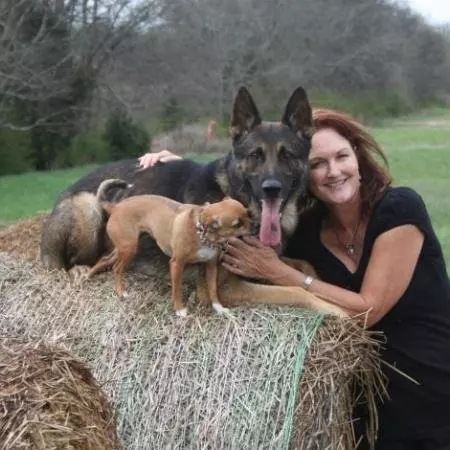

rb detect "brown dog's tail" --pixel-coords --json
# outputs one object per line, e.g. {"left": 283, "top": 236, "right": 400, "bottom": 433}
{"left": 96, "top": 178, "right": 132, "bottom": 203}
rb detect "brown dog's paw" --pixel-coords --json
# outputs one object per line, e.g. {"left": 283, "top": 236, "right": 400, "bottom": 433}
{"left": 212, "top": 302, "right": 231, "bottom": 315}
{"left": 175, "top": 307, "right": 188, "bottom": 318}
{"left": 67, "top": 265, "right": 91, "bottom": 285}
{"left": 120, "top": 290, "right": 130, "bottom": 300}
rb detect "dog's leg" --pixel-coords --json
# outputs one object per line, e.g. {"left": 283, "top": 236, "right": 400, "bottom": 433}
{"left": 170, "top": 258, "right": 187, "bottom": 317}
{"left": 281, "top": 257, "right": 318, "bottom": 277}
{"left": 205, "top": 259, "right": 229, "bottom": 315}
{"left": 217, "top": 268, "right": 347, "bottom": 317}
{"left": 68, "top": 265, "right": 92, "bottom": 285}
{"left": 113, "top": 245, "right": 137, "bottom": 298}
{"left": 195, "top": 265, "right": 211, "bottom": 308}
{"left": 87, "top": 250, "right": 118, "bottom": 279}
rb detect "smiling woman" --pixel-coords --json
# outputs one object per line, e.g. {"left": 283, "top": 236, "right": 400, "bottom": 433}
{"left": 139, "top": 106, "right": 450, "bottom": 449}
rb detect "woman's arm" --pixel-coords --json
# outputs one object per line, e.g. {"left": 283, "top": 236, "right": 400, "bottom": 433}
{"left": 223, "top": 226, "right": 424, "bottom": 326}
{"left": 138, "top": 150, "right": 182, "bottom": 169}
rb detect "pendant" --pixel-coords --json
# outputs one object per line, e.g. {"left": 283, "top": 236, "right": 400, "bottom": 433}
{"left": 344, "top": 244, "right": 356, "bottom": 256}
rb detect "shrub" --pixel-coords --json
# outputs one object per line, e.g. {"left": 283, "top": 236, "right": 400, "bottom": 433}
{"left": 54, "top": 131, "right": 110, "bottom": 167}
{"left": 0, "top": 128, "right": 33, "bottom": 176}
{"left": 103, "top": 110, "right": 150, "bottom": 161}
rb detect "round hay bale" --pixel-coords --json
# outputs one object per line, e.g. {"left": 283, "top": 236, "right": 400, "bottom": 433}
{"left": 0, "top": 253, "right": 385, "bottom": 449}
{"left": 0, "top": 339, "right": 121, "bottom": 450}
{"left": 0, "top": 214, "right": 47, "bottom": 262}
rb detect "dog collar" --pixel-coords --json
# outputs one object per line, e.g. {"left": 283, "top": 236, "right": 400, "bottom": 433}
{"left": 195, "top": 221, "right": 228, "bottom": 253}
{"left": 196, "top": 221, "right": 207, "bottom": 241}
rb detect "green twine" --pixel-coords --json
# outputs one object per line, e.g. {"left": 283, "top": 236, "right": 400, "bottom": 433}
{"left": 281, "top": 313, "right": 325, "bottom": 450}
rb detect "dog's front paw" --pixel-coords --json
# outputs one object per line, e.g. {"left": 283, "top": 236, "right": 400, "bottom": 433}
{"left": 212, "top": 302, "right": 230, "bottom": 315}
{"left": 175, "top": 308, "right": 188, "bottom": 318}
{"left": 68, "top": 265, "right": 91, "bottom": 285}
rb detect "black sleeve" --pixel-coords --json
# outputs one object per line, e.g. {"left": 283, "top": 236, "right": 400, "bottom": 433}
{"left": 371, "top": 187, "right": 433, "bottom": 240}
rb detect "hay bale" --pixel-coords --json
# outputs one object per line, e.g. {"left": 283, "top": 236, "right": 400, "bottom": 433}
{"left": 0, "top": 214, "right": 47, "bottom": 262}
{"left": 0, "top": 339, "right": 121, "bottom": 449}
{"left": 0, "top": 253, "right": 385, "bottom": 449}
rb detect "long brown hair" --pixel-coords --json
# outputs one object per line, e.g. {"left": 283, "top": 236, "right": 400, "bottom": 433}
{"left": 302, "top": 108, "right": 393, "bottom": 216}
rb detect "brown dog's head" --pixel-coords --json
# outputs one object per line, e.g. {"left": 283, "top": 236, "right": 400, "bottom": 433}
{"left": 227, "top": 86, "right": 313, "bottom": 249}
{"left": 199, "top": 197, "right": 252, "bottom": 244}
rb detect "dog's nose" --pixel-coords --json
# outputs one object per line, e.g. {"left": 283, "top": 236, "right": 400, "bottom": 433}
{"left": 262, "top": 179, "right": 282, "bottom": 198}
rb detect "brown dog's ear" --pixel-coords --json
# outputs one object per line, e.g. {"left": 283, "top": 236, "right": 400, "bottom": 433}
{"left": 206, "top": 218, "right": 222, "bottom": 231}
{"left": 207, "top": 218, "right": 221, "bottom": 231}
{"left": 281, "top": 86, "right": 314, "bottom": 139}
{"left": 230, "top": 86, "right": 262, "bottom": 141}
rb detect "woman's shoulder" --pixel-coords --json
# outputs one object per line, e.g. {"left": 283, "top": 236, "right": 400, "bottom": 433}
{"left": 370, "top": 186, "right": 432, "bottom": 236}
{"left": 381, "top": 186, "right": 425, "bottom": 204}
{"left": 376, "top": 186, "right": 427, "bottom": 215}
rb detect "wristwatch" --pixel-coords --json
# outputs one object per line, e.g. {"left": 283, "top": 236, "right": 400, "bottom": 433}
{"left": 302, "top": 275, "right": 314, "bottom": 291}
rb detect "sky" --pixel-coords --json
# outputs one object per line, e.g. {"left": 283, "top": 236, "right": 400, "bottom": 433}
{"left": 404, "top": 0, "right": 450, "bottom": 24}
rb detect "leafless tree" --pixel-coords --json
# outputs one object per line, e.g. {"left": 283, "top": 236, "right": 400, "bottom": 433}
{"left": 0, "top": 0, "right": 160, "bottom": 130}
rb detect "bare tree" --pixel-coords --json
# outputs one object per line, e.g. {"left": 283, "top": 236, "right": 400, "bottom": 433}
{"left": 0, "top": 0, "right": 160, "bottom": 131}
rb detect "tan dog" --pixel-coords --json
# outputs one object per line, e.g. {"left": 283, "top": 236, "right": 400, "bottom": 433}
{"left": 87, "top": 195, "right": 252, "bottom": 316}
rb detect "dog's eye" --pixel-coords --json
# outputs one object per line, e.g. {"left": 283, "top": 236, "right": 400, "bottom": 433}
{"left": 232, "top": 218, "right": 242, "bottom": 228}
{"left": 279, "top": 146, "right": 294, "bottom": 160}
{"left": 248, "top": 148, "right": 264, "bottom": 162}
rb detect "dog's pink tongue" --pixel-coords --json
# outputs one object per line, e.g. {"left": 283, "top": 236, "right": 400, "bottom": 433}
{"left": 260, "top": 199, "right": 282, "bottom": 248}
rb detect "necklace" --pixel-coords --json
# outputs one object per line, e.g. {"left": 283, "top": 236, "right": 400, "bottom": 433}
{"left": 331, "top": 217, "right": 362, "bottom": 257}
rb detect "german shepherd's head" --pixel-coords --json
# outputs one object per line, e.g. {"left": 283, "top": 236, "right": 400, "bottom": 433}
{"left": 225, "top": 86, "right": 313, "bottom": 249}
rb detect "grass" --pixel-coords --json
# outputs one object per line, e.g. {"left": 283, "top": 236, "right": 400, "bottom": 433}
{"left": 0, "top": 165, "right": 100, "bottom": 224}
{"left": 1, "top": 110, "right": 450, "bottom": 262}
{"left": 369, "top": 109, "right": 450, "bottom": 263}
{"left": 0, "top": 155, "right": 220, "bottom": 226}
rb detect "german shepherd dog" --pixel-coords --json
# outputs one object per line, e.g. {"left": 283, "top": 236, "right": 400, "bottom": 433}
{"left": 43, "top": 86, "right": 346, "bottom": 316}
{"left": 56, "top": 86, "right": 312, "bottom": 249}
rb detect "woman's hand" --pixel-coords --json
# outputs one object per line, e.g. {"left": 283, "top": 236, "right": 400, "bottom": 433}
{"left": 138, "top": 150, "right": 182, "bottom": 169}
{"left": 221, "top": 236, "right": 286, "bottom": 282}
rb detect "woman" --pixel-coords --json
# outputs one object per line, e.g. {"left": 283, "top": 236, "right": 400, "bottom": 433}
{"left": 139, "top": 109, "right": 450, "bottom": 449}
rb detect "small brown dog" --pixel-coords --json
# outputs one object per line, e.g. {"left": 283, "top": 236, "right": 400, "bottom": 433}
{"left": 87, "top": 195, "right": 252, "bottom": 316}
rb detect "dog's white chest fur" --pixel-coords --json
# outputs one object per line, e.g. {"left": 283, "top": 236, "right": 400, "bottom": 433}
{"left": 195, "top": 245, "right": 218, "bottom": 262}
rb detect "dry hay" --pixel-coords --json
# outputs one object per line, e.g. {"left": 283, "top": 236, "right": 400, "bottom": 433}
{"left": 0, "top": 253, "right": 385, "bottom": 449}
{"left": 0, "top": 339, "right": 121, "bottom": 449}
{"left": 0, "top": 214, "right": 47, "bottom": 263}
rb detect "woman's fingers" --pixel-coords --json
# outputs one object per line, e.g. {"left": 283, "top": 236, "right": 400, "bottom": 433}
{"left": 242, "top": 236, "right": 264, "bottom": 247}
{"left": 161, "top": 154, "right": 182, "bottom": 163}
{"left": 137, "top": 153, "right": 153, "bottom": 169}
{"left": 222, "top": 254, "right": 236, "bottom": 266}
{"left": 221, "top": 258, "right": 245, "bottom": 276}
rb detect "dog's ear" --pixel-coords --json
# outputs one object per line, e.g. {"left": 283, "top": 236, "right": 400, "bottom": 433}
{"left": 230, "top": 86, "right": 262, "bottom": 141}
{"left": 281, "top": 86, "right": 314, "bottom": 138}
{"left": 207, "top": 218, "right": 221, "bottom": 231}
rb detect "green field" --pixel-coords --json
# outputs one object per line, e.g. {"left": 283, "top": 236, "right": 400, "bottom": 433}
{"left": 1, "top": 110, "right": 450, "bottom": 262}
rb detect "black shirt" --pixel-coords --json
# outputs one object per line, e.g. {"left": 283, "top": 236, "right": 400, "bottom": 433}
{"left": 285, "top": 186, "right": 450, "bottom": 441}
